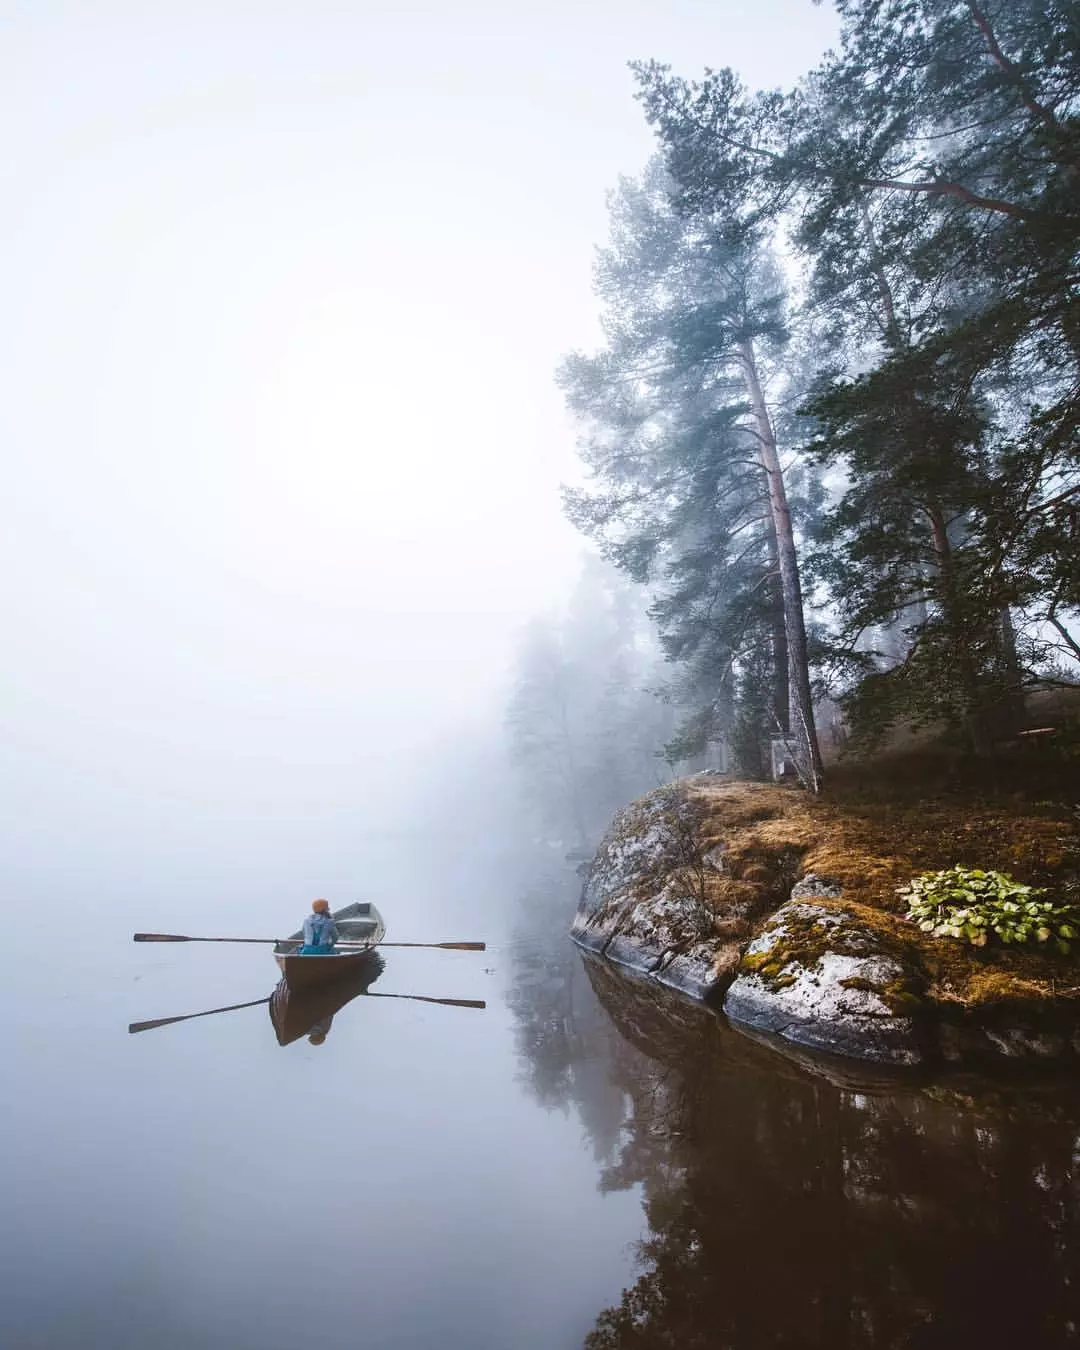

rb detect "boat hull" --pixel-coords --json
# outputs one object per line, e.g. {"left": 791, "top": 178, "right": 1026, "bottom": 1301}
{"left": 274, "top": 948, "right": 378, "bottom": 991}
{"left": 272, "top": 901, "right": 386, "bottom": 991}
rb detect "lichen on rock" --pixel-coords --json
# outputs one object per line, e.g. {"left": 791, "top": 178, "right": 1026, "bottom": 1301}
{"left": 571, "top": 784, "right": 738, "bottom": 1000}
{"left": 570, "top": 774, "right": 1080, "bottom": 1067}
{"left": 723, "top": 897, "right": 929, "bottom": 1065}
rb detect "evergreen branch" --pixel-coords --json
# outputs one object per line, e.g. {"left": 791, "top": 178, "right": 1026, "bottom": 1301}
{"left": 860, "top": 176, "right": 1044, "bottom": 221}
{"left": 965, "top": 0, "right": 1080, "bottom": 174}
{"left": 728, "top": 512, "right": 772, "bottom": 537}
{"left": 1047, "top": 616, "right": 1080, "bottom": 665}
{"left": 1022, "top": 481, "right": 1080, "bottom": 520}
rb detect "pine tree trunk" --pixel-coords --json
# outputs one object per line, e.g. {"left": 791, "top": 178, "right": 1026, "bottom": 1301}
{"left": 766, "top": 521, "right": 791, "bottom": 734}
{"left": 738, "top": 340, "right": 824, "bottom": 790}
{"left": 926, "top": 504, "right": 993, "bottom": 757}
{"left": 998, "top": 605, "right": 1026, "bottom": 736}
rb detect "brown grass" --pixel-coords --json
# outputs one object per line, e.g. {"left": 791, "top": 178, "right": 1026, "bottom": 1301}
{"left": 684, "top": 751, "right": 1080, "bottom": 1011}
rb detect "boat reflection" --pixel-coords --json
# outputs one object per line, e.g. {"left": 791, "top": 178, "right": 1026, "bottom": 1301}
{"left": 269, "top": 952, "right": 386, "bottom": 1047}
{"left": 129, "top": 951, "right": 484, "bottom": 1041}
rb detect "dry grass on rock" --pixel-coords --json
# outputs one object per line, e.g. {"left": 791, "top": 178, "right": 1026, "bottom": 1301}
{"left": 686, "top": 769, "right": 1080, "bottom": 1013}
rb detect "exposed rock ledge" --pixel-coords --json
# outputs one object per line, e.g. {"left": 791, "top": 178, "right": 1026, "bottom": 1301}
{"left": 570, "top": 780, "right": 1080, "bottom": 1068}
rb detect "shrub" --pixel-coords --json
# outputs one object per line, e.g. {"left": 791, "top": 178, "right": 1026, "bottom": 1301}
{"left": 899, "top": 866, "right": 1078, "bottom": 955}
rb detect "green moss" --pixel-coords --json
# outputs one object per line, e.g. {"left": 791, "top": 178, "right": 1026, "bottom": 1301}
{"left": 737, "top": 900, "right": 928, "bottom": 1015}
{"left": 882, "top": 987, "right": 924, "bottom": 1013}
{"left": 599, "top": 763, "right": 1080, "bottom": 1024}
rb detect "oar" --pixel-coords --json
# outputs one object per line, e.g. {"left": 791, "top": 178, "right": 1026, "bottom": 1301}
{"left": 364, "top": 992, "right": 485, "bottom": 1009}
{"left": 133, "top": 933, "right": 485, "bottom": 951}
{"left": 128, "top": 990, "right": 485, "bottom": 1034}
{"left": 128, "top": 996, "right": 270, "bottom": 1034}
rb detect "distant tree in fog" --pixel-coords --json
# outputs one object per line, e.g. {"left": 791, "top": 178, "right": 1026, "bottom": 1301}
{"left": 505, "top": 555, "right": 676, "bottom": 848}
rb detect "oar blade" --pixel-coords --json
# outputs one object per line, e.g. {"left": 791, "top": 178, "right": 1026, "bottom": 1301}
{"left": 367, "top": 992, "right": 486, "bottom": 1010}
{"left": 133, "top": 933, "right": 194, "bottom": 942}
{"left": 128, "top": 996, "right": 271, "bottom": 1035}
{"left": 377, "top": 941, "right": 487, "bottom": 951}
{"left": 129, "top": 1015, "right": 189, "bottom": 1033}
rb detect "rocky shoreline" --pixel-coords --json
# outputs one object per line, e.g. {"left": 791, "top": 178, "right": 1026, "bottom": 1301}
{"left": 570, "top": 780, "right": 1080, "bottom": 1068}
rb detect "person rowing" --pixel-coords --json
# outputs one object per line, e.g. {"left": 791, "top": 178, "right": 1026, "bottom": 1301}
{"left": 298, "top": 898, "right": 338, "bottom": 955}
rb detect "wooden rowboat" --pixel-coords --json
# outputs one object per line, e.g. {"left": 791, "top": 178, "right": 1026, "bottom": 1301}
{"left": 269, "top": 953, "right": 386, "bottom": 1045}
{"left": 273, "top": 901, "right": 386, "bottom": 991}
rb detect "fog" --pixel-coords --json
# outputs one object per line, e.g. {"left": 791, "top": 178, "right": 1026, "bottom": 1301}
{"left": 0, "top": 2, "right": 837, "bottom": 931}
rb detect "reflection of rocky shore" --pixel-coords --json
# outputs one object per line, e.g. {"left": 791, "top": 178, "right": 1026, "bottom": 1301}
{"left": 577, "top": 950, "right": 1080, "bottom": 1349}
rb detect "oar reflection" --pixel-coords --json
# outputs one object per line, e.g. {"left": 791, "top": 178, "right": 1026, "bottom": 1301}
{"left": 129, "top": 953, "right": 486, "bottom": 1044}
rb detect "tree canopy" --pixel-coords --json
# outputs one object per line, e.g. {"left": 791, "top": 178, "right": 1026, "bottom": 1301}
{"left": 556, "top": 0, "right": 1080, "bottom": 770}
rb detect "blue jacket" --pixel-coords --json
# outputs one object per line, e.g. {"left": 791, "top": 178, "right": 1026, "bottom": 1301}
{"left": 302, "top": 912, "right": 338, "bottom": 948}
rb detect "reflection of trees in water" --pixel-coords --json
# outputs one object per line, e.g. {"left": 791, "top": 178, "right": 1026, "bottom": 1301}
{"left": 581, "top": 957, "right": 1080, "bottom": 1349}
{"left": 507, "top": 863, "right": 630, "bottom": 1164}
{"left": 508, "top": 866, "right": 1080, "bottom": 1346}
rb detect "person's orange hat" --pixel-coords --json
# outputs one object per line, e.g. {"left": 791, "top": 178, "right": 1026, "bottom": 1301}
{"left": 312, "top": 898, "right": 330, "bottom": 913}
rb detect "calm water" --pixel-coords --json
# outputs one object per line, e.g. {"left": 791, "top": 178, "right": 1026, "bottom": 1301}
{"left": 3, "top": 837, "right": 1079, "bottom": 1349}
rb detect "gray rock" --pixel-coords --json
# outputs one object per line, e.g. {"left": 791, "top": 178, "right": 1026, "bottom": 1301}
{"left": 568, "top": 907, "right": 617, "bottom": 955}
{"left": 723, "top": 900, "right": 926, "bottom": 1066}
{"left": 938, "top": 1017, "right": 1074, "bottom": 1063}
{"left": 790, "top": 873, "right": 844, "bottom": 901}
{"left": 604, "top": 933, "right": 666, "bottom": 975}
{"left": 983, "top": 1026, "right": 1068, "bottom": 1059}
{"left": 579, "top": 787, "right": 699, "bottom": 917}
{"left": 570, "top": 784, "right": 743, "bottom": 1002}
{"left": 655, "top": 942, "right": 740, "bottom": 1003}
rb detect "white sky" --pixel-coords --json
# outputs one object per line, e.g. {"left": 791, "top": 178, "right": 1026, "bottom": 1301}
{"left": 0, "top": 1, "right": 838, "bottom": 884}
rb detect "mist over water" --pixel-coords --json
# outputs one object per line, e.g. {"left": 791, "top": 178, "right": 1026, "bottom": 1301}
{"left": 4, "top": 4, "right": 1078, "bottom": 1348}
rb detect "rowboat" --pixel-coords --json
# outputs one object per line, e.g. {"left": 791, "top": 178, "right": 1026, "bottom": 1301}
{"left": 269, "top": 953, "right": 386, "bottom": 1045}
{"left": 273, "top": 901, "right": 386, "bottom": 991}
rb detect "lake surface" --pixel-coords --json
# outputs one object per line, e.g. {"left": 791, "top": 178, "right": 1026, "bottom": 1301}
{"left": 3, "top": 835, "right": 1079, "bottom": 1349}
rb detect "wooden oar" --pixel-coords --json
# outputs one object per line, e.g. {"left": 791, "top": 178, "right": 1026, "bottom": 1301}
{"left": 133, "top": 933, "right": 484, "bottom": 951}
{"left": 364, "top": 993, "right": 485, "bottom": 1009}
{"left": 128, "top": 990, "right": 485, "bottom": 1034}
{"left": 128, "top": 996, "right": 270, "bottom": 1034}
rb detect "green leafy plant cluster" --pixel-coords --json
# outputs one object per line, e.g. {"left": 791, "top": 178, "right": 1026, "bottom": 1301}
{"left": 900, "top": 867, "right": 1078, "bottom": 955}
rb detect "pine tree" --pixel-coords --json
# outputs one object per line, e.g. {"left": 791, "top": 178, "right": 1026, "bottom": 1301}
{"left": 633, "top": 1, "right": 1080, "bottom": 751}
{"left": 559, "top": 163, "right": 824, "bottom": 787}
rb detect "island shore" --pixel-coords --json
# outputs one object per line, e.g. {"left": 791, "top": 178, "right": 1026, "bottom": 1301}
{"left": 570, "top": 763, "right": 1080, "bottom": 1067}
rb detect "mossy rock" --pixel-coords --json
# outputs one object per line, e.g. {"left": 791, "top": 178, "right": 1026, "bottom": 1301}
{"left": 724, "top": 899, "right": 930, "bottom": 1066}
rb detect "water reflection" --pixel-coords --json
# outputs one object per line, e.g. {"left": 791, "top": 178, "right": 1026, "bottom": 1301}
{"left": 269, "top": 955, "right": 385, "bottom": 1046}
{"left": 128, "top": 954, "right": 386, "bottom": 1046}
{"left": 510, "top": 870, "right": 1080, "bottom": 1349}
